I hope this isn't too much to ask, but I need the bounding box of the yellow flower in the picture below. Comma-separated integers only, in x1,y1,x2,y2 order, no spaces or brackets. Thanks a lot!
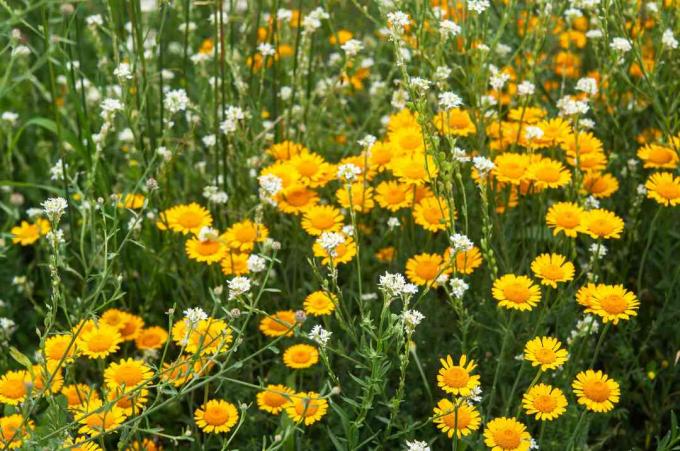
532,117,572,148
493,153,531,185
524,336,569,371
76,399,127,435
157,203,213,235
220,252,250,276
301,205,344,236
375,180,414,211
508,106,546,124
62,435,102,451
637,143,678,169
447,246,483,275
119,314,145,341
645,172,680,206
43,334,79,363
185,234,228,264
0,370,29,406
304,291,337,316
433,108,477,136
387,126,425,156
283,344,319,369
259,311,297,337
336,183,375,213
432,399,481,438
135,326,169,351
266,140,306,160
104,358,153,391
405,253,447,286
522,384,567,421
367,141,394,171
284,392,328,425
483,417,532,451
436,354,480,396
76,323,123,359
545,202,586,237
171,318,232,355
492,275,541,311
0,414,34,449
387,109,419,132
223,220,268,252
161,357,212,387
390,153,438,185
194,399,239,433
530,253,575,288
276,184,319,214
289,151,334,187
413,197,451,232
572,370,620,412
31,362,64,395
582,172,619,198
582,209,624,239
107,387,149,416
527,158,571,189
586,284,639,324
61,384,100,412
117,193,145,209
256,384,296,415
11,218,50,245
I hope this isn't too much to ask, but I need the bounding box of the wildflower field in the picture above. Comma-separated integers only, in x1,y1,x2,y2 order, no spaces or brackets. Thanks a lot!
2,0,680,449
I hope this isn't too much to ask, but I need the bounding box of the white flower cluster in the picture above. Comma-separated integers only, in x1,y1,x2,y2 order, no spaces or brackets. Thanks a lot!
220,105,245,134
378,272,418,298
568,315,599,344
589,243,607,259
449,277,469,299
50,159,67,181
302,7,329,34
198,226,219,242
317,232,345,257
557,95,589,116
489,71,511,91
228,276,251,299
449,233,474,254
472,156,495,175
438,91,463,110
308,324,332,347
575,77,598,96
662,29,678,50
405,440,431,451
247,254,267,273
524,126,544,141
387,11,410,33
183,307,208,326
258,174,283,205
401,309,425,332
42,197,68,222
337,163,362,182
203,185,229,204
341,39,364,57
610,37,632,53
467,0,490,13
439,20,461,38
517,80,535,96
113,62,133,80
164,89,190,114
358,134,377,149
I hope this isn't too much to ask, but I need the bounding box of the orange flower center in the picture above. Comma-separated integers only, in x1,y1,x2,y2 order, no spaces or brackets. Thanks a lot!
534,165,561,183
557,211,580,228
534,347,556,364
295,399,319,417
655,180,680,199
443,406,472,429
493,428,521,449
310,213,335,229
196,240,221,256
422,206,444,225
203,405,230,425
648,147,673,164
263,391,287,408
234,226,257,243
113,365,143,386
297,159,319,177
442,367,469,388
87,333,115,353
86,412,119,431
584,380,611,402
1,379,26,399
533,394,557,412
599,294,627,314
268,316,293,332
291,350,312,364
415,261,439,280
540,263,564,280
503,283,530,303
177,212,202,228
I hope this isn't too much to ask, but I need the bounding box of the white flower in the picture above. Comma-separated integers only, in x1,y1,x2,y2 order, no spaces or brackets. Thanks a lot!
308,325,332,347
387,217,401,229
86,14,103,27
465,386,483,403
46,229,65,247
342,225,355,237
610,37,632,53
302,7,329,34
198,226,219,242
579,118,595,129
524,126,544,141
584,196,600,209
378,272,407,298
586,29,603,39
403,284,418,295
220,106,245,134
662,29,678,50
157,146,172,161
279,86,292,101
228,276,251,299
433,66,452,81
452,147,470,163
438,91,463,110
317,232,346,257
247,254,267,273
436,274,449,285
576,77,598,96
387,11,410,33
258,42,275,56
449,277,469,299
450,233,474,254
164,89,190,114
467,0,490,13
42,197,68,222
564,8,583,20
183,307,208,326
637,184,648,196
405,440,431,451
100,98,123,119
203,185,229,204
439,20,461,37
337,163,362,181
410,77,431,93
113,62,133,80
489,72,511,91
589,243,607,258
1,112,18,125
391,88,409,109
341,39,363,57
358,134,377,149
27,208,43,218
557,96,589,116
496,43,512,57
402,309,425,332
473,156,495,175
202,134,217,147
49,159,67,181
517,80,535,96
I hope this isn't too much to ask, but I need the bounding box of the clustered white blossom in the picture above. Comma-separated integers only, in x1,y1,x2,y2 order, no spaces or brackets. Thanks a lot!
449,233,474,254
220,105,245,134
228,276,251,299
257,42,276,57
198,226,219,242
405,440,431,451
42,197,68,223
472,156,495,175
203,185,229,204
517,80,536,96
610,37,632,53
341,39,364,57
164,89,190,114
662,29,678,50
1,112,18,125
589,243,608,259
449,277,469,299
113,62,133,80
387,11,410,34
317,232,346,257
49,159,68,181
575,77,598,96
557,95,589,116
378,272,417,298
391,87,409,109
308,324,332,347
358,134,377,149
302,7,329,34
337,163,362,182
467,0,490,13
247,254,267,273
524,126,544,141
438,91,463,110
387,217,401,229
0,317,17,346
568,315,599,344
183,307,208,326
402,310,425,332
489,71,511,91
439,20,461,38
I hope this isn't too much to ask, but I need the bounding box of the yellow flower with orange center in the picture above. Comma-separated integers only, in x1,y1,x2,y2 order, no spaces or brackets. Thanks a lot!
524,336,569,371
436,354,480,396
645,172,680,206
301,205,344,236
284,392,328,425
530,253,575,288
256,384,295,415
157,203,213,235
303,291,337,316
259,311,297,337
433,108,477,136
637,143,678,169
375,180,414,211
582,208,624,239
405,253,448,286
572,370,620,412
194,399,239,433
522,384,568,421
483,417,532,451
586,284,639,324
283,344,319,369
432,399,481,438
413,196,452,232
492,274,541,311
545,202,586,237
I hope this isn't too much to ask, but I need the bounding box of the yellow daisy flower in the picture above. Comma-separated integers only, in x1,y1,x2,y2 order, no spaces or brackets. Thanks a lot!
572,370,620,412
284,392,328,425
194,399,239,433
587,284,639,324
76,399,127,435
432,399,481,438
530,253,575,288
582,209,624,239
483,417,532,451
375,180,414,211
406,253,448,286
259,311,297,337
157,203,212,235
437,354,480,396
645,172,680,206
223,220,269,252
283,344,319,369
492,275,541,311
522,384,568,421
256,384,296,415
301,205,344,236
76,323,123,360
524,337,569,371
545,202,586,237
0,414,34,449
303,291,337,316
413,196,451,232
